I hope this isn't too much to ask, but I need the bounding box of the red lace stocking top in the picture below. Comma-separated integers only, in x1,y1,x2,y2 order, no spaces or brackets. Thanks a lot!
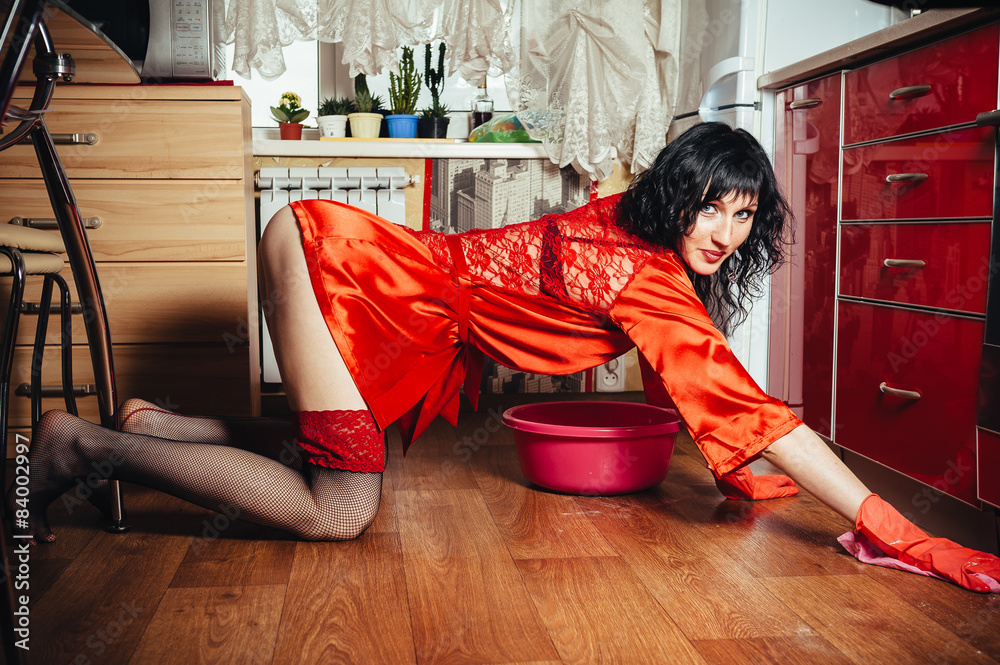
291,195,800,476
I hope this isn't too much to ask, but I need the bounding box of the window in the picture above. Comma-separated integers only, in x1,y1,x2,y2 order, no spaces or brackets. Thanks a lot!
228,39,514,128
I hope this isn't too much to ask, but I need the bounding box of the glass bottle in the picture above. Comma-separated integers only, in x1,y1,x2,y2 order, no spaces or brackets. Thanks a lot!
472,81,494,128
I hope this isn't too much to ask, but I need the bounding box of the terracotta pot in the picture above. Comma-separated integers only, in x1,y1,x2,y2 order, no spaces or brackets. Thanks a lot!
278,122,303,140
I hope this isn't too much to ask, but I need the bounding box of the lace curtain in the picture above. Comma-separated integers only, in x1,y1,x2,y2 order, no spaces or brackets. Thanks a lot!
223,0,679,179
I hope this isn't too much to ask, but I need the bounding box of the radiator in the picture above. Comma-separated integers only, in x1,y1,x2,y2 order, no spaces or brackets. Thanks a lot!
257,165,411,383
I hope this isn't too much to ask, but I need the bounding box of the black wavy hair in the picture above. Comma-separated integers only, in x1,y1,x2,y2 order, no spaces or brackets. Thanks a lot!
617,122,791,335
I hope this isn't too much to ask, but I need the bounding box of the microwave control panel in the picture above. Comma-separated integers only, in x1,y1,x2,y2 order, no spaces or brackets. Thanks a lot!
171,0,210,77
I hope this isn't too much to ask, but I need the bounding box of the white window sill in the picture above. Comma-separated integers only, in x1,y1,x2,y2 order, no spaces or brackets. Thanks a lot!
253,127,550,159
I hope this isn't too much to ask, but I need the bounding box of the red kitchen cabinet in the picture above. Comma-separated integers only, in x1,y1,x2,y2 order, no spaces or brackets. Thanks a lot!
769,73,841,437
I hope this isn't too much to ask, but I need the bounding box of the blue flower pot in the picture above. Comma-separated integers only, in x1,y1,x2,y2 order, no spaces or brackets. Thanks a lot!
386,114,419,138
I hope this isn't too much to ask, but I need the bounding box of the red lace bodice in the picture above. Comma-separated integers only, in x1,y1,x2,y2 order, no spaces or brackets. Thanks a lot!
409,195,662,314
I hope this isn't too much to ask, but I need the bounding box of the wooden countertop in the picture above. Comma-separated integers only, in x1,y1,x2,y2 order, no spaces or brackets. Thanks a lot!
758,7,1000,90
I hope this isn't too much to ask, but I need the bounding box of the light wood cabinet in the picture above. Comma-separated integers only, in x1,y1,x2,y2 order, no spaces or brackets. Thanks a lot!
0,84,259,451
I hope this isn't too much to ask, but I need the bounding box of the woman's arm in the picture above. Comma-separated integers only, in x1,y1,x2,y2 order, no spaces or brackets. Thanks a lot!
762,425,1000,593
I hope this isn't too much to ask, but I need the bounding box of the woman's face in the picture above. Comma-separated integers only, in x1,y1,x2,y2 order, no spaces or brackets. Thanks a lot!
678,191,757,276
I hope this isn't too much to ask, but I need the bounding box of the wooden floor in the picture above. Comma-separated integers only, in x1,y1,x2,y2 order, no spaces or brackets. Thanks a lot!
6,393,1000,665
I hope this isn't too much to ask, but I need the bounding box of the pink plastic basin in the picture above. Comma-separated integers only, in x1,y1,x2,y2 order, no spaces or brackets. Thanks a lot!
502,401,681,495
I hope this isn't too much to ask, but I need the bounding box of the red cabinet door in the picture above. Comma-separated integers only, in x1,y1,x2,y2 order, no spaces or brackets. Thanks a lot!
770,74,840,437
839,222,992,315
835,301,983,505
843,24,1000,145
841,126,995,221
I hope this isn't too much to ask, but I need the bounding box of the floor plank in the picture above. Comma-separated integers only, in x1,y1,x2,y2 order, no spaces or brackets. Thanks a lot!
471,445,618,560
846,562,1000,661
577,491,813,641
25,487,196,664
128,585,285,665
516,556,707,665
764,574,1000,664
662,455,864,578
692,635,853,665
168,523,296,588
389,422,479,492
272,533,416,665
398,488,559,665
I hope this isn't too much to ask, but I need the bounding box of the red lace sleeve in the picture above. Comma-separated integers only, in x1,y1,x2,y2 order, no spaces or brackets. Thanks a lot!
409,194,661,316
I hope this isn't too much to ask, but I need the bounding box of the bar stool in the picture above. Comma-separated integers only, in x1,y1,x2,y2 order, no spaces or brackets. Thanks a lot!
1,222,80,449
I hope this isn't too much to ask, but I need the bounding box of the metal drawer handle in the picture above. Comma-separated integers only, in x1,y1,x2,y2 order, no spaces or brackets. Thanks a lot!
16,132,98,146
10,216,102,229
15,383,97,398
879,382,921,400
889,85,932,100
883,258,926,268
789,98,822,110
885,172,928,183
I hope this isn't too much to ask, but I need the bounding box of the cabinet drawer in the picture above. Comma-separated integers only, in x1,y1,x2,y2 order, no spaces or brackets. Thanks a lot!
4,344,255,427
0,99,246,179
1,263,252,345
835,301,982,505
841,126,994,221
980,428,1000,509
0,179,248,261
844,24,999,145
839,222,991,314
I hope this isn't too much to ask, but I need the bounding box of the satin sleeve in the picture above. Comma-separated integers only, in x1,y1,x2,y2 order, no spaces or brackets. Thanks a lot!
611,252,802,475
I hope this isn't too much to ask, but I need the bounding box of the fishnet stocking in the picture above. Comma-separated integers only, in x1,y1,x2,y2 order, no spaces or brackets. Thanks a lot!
7,410,382,543
118,398,301,467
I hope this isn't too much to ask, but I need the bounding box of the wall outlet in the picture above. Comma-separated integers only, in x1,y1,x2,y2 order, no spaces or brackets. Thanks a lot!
595,355,626,392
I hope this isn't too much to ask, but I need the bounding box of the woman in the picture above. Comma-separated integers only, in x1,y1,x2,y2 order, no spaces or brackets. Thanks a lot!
10,123,999,592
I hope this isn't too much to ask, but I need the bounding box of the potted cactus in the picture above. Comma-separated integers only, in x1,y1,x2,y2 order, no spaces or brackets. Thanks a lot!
270,91,310,140
347,76,383,139
316,96,355,138
386,46,422,138
419,42,451,139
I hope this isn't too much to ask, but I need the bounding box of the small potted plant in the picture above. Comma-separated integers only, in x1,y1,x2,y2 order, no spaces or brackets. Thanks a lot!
347,75,384,139
419,42,451,139
387,46,422,138
271,91,310,140
316,96,355,138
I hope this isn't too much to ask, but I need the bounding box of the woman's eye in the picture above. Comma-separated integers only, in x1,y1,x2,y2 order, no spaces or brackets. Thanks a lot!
700,204,717,215
736,209,754,220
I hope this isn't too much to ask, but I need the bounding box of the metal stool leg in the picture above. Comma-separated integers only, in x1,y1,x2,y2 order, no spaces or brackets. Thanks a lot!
29,121,128,533
29,274,79,423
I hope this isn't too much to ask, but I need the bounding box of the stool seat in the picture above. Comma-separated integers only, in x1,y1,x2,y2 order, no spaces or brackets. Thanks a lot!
0,223,65,274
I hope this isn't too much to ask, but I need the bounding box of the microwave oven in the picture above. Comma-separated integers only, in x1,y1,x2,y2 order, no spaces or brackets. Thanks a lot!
59,0,226,81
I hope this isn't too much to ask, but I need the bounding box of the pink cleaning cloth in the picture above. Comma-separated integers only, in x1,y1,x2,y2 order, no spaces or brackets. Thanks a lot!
838,531,1000,593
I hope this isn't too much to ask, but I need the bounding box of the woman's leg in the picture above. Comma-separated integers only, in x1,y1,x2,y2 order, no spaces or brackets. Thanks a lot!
8,205,382,542
117,398,299,466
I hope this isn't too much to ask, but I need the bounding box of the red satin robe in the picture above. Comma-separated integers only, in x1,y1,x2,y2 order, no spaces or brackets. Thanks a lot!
290,194,801,476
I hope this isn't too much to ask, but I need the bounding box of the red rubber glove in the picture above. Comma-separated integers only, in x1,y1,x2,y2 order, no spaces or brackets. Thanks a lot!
714,465,799,500
855,494,1000,593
